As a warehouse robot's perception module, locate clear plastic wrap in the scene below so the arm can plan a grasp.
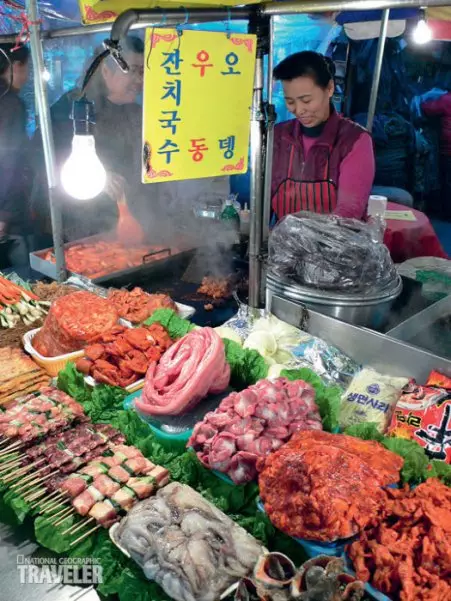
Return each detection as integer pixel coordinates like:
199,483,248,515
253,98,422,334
222,307,360,388
268,212,398,293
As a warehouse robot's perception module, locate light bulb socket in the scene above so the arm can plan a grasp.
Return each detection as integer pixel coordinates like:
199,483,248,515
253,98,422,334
71,97,96,136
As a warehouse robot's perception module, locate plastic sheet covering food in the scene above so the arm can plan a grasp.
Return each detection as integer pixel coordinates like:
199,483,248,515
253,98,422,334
268,212,398,293
222,306,359,387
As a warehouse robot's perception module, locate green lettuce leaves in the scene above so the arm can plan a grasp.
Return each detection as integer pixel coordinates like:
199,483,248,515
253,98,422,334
223,339,268,389
144,308,195,339
344,422,451,486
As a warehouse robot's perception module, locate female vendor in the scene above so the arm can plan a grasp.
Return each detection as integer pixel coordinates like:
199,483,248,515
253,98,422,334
272,51,375,220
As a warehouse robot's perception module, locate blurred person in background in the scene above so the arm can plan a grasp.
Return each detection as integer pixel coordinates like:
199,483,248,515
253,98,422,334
31,36,230,246
0,43,31,267
31,35,145,243
271,51,375,221
422,91,451,221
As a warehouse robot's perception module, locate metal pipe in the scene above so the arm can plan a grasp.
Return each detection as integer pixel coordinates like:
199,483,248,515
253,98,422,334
262,17,275,242
110,7,252,40
26,0,66,280
261,0,451,13
366,8,390,131
342,42,354,117
248,54,265,309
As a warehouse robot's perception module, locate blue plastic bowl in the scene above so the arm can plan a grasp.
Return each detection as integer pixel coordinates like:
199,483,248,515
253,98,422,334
256,499,355,558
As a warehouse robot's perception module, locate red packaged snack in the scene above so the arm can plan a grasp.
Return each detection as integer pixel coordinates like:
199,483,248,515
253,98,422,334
426,370,451,390
388,381,451,463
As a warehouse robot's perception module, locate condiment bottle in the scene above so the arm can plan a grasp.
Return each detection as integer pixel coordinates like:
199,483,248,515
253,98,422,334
220,198,241,244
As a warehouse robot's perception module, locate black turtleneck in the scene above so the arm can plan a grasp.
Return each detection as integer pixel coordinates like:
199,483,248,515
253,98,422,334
300,120,327,139
300,104,333,138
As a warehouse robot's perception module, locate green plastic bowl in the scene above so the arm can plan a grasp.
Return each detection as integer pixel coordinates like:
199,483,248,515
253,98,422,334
123,390,192,452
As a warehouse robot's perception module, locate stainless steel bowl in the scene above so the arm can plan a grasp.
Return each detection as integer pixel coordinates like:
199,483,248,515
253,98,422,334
266,272,403,329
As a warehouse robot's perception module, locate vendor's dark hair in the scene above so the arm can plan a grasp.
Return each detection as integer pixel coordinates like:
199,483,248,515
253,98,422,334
0,43,30,76
82,35,144,104
273,51,335,88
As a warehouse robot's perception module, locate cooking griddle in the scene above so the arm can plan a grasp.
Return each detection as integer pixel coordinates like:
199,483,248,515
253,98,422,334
152,252,248,328
29,232,196,288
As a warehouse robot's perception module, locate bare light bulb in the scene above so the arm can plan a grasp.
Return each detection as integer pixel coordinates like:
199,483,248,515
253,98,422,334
42,69,51,82
61,135,106,201
413,19,432,44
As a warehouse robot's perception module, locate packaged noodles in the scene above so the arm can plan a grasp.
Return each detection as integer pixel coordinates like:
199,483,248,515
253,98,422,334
339,368,409,433
388,375,451,463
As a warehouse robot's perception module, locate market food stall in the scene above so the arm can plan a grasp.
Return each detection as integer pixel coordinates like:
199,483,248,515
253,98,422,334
0,1,451,601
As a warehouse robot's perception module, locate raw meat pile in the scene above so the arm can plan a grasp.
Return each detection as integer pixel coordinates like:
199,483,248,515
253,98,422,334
135,328,230,416
75,323,173,387
33,291,118,357
188,378,322,485
107,287,177,323
349,478,451,601
258,431,404,542
115,482,264,601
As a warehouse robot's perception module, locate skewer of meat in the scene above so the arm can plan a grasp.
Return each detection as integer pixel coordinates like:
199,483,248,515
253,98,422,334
24,445,112,505
1,424,124,484
60,466,170,533
46,447,169,531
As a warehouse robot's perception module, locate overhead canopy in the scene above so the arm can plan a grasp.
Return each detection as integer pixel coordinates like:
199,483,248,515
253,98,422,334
0,0,262,31
335,8,420,40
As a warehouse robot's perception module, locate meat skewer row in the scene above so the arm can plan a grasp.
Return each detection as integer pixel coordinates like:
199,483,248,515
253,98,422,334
0,388,85,424
61,447,160,501
31,444,148,507
0,389,86,446
13,443,112,496
64,471,170,533
25,444,116,506
24,424,125,465
0,424,125,482
43,446,170,527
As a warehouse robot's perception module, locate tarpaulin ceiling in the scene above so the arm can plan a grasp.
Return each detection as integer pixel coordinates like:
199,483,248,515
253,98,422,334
335,9,419,40
0,0,80,33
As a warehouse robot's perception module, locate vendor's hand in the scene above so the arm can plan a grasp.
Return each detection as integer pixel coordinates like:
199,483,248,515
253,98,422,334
0,221,8,238
105,172,127,203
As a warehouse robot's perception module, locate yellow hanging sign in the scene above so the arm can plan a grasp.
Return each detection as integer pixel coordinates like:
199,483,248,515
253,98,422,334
142,28,256,184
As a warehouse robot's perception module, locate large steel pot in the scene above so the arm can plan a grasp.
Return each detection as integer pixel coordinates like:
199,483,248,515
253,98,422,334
266,272,403,329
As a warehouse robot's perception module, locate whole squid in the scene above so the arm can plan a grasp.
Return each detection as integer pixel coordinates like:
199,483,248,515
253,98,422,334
115,482,264,601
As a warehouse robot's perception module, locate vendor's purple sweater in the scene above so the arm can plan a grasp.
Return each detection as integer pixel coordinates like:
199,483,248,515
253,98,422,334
272,110,375,220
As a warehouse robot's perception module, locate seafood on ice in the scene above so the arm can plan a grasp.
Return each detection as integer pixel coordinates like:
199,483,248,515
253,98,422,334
114,482,264,601
135,328,230,416
188,378,322,484
258,431,404,542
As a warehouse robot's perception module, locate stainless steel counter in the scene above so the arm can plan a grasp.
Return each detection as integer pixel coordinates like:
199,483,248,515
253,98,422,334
269,295,451,381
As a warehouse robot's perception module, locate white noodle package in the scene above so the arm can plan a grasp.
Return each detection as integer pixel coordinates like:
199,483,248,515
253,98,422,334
339,368,409,433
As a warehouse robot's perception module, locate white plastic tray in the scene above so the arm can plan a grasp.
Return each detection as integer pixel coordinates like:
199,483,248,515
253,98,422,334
22,328,85,376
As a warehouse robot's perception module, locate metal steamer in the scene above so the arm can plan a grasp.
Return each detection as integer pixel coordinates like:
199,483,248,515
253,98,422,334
266,272,403,329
